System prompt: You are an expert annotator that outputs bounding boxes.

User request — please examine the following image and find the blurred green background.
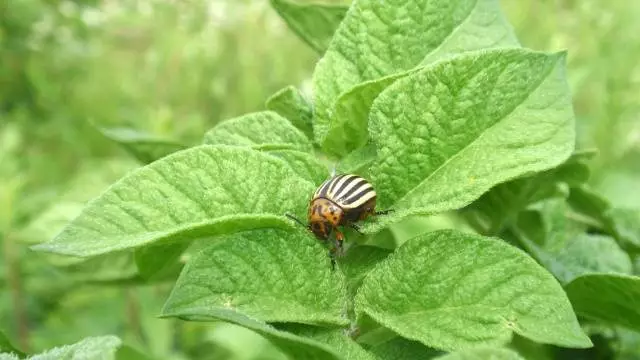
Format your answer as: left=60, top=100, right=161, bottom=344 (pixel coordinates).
left=1, top=0, right=639, bottom=359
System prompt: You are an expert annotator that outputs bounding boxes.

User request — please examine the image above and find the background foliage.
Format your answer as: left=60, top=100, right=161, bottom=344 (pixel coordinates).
left=1, top=0, right=639, bottom=359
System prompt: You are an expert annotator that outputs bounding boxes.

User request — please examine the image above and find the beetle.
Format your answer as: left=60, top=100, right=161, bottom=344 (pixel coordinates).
left=286, top=173, right=392, bottom=255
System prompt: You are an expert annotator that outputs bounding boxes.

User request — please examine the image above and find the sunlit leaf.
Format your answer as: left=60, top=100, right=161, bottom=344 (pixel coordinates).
left=162, top=229, right=347, bottom=326
left=32, top=146, right=315, bottom=257
left=356, top=230, right=592, bottom=351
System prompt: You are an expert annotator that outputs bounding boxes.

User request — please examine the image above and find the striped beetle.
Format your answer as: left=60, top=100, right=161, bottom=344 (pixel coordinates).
left=286, top=173, right=392, bottom=254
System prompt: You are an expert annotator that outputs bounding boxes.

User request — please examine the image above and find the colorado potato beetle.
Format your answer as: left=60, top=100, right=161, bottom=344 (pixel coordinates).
left=286, top=173, right=392, bottom=254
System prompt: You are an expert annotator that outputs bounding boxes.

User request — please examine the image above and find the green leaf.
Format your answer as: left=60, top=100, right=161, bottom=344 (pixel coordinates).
left=356, top=230, right=592, bottom=351
left=162, top=229, right=347, bottom=326
left=465, top=150, right=593, bottom=234
left=565, top=274, right=640, bottom=332
left=32, top=145, right=315, bottom=257
left=134, top=242, right=189, bottom=281
left=98, top=127, right=188, bottom=164
left=283, top=325, right=376, bottom=360
left=434, top=347, right=526, bottom=360
left=608, top=207, right=640, bottom=249
left=203, top=111, right=312, bottom=152
left=364, top=49, right=575, bottom=232
left=0, top=331, right=24, bottom=358
left=367, top=337, right=442, bottom=359
left=162, top=308, right=344, bottom=360
left=513, top=200, right=632, bottom=284
left=313, top=0, right=520, bottom=153
left=270, top=0, right=347, bottom=54
left=265, top=86, right=315, bottom=140
left=266, top=149, right=329, bottom=185
left=28, top=335, right=122, bottom=360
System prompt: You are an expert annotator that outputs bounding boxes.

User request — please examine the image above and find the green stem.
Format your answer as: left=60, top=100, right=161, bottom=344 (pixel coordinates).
left=2, top=232, right=29, bottom=352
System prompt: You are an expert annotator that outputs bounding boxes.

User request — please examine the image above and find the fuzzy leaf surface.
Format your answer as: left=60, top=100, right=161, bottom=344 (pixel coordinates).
left=267, top=149, right=329, bottom=185
left=356, top=230, right=591, bottom=351
left=28, top=336, right=122, bottom=360
left=265, top=85, right=314, bottom=139
left=203, top=111, right=312, bottom=152
left=162, top=229, right=347, bottom=326
left=435, top=347, right=525, bottom=360
left=32, top=146, right=315, bottom=257
left=364, top=49, right=574, bottom=232
left=565, top=274, right=640, bottom=332
left=313, top=0, right=520, bottom=152
left=98, top=127, right=188, bottom=164
left=270, top=0, right=347, bottom=54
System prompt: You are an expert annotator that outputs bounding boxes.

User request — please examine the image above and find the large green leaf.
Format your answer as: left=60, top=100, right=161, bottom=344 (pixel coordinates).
left=265, top=86, right=314, bottom=140
left=313, top=0, right=520, bottom=154
left=203, top=111, right=312, bottom=152
left=32, top=146, right=315, bottom=257
left=161, top=308, right=344, bottom=360
left=97, top=127, right=187, bottom=164
left=363, top=49, right=574, bottom=232
left=435, top=347, right=526, bottom=360
left=565, top=274, right=640, bottom=332
left=161, top=229, right=348, bottom=326
left=270, top=0, right=348, bottom=54
left=356, top=230, right=591, bottom=351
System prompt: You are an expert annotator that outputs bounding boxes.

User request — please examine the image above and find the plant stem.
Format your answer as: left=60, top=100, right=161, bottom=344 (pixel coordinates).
left=2, top=232, right=29, bottom=352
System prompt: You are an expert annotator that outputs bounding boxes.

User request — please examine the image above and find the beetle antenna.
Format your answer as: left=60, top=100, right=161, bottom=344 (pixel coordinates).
left=285, top=213, right=308, bottom=228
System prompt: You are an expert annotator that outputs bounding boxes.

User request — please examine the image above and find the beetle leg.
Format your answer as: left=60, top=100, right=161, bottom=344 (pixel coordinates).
left=375, top=209, right=394, bottom=216
left=334, top=229, right=345, bottom=256
left=350, top=223, right=364, bottom=235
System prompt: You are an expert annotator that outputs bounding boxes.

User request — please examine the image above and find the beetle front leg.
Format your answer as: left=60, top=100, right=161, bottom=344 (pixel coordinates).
left=333, top=229, right=345, bottom=256
left=375, top=209, right=394, bottom=216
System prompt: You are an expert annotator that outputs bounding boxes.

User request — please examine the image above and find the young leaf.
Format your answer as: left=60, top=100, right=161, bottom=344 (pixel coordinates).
left=28, top=336, right=122, bottom=360
left=434, top=347, right=526, bottom=360
left=265, top=86, right=314, bottom=140
left=365, top=49, right=575, bottom=232
left=267, top=149, right=329, bottom=185
left=32, top=145, right=315, bottom=257
left=513, top=201, right=632, bottom=284
left=161, top=229, right=348, bottom=326
left=313, top=0, right=520, bottom=152
left=565, top=274, right=640, bottom=332
left=162, top=308, right=345, bottom=360
left=203, top=111, right=313, bottom=152
left=98, top=127, right=188, bottom=164
left=465, top=150, right=593, bottom=234
left=356, top=230, right=592, bottom=351
left=270, top=0, right=348, bottom=54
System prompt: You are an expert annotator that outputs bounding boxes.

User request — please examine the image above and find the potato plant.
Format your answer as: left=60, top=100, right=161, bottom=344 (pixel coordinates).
left=3, top=0, right=639, bottom=359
